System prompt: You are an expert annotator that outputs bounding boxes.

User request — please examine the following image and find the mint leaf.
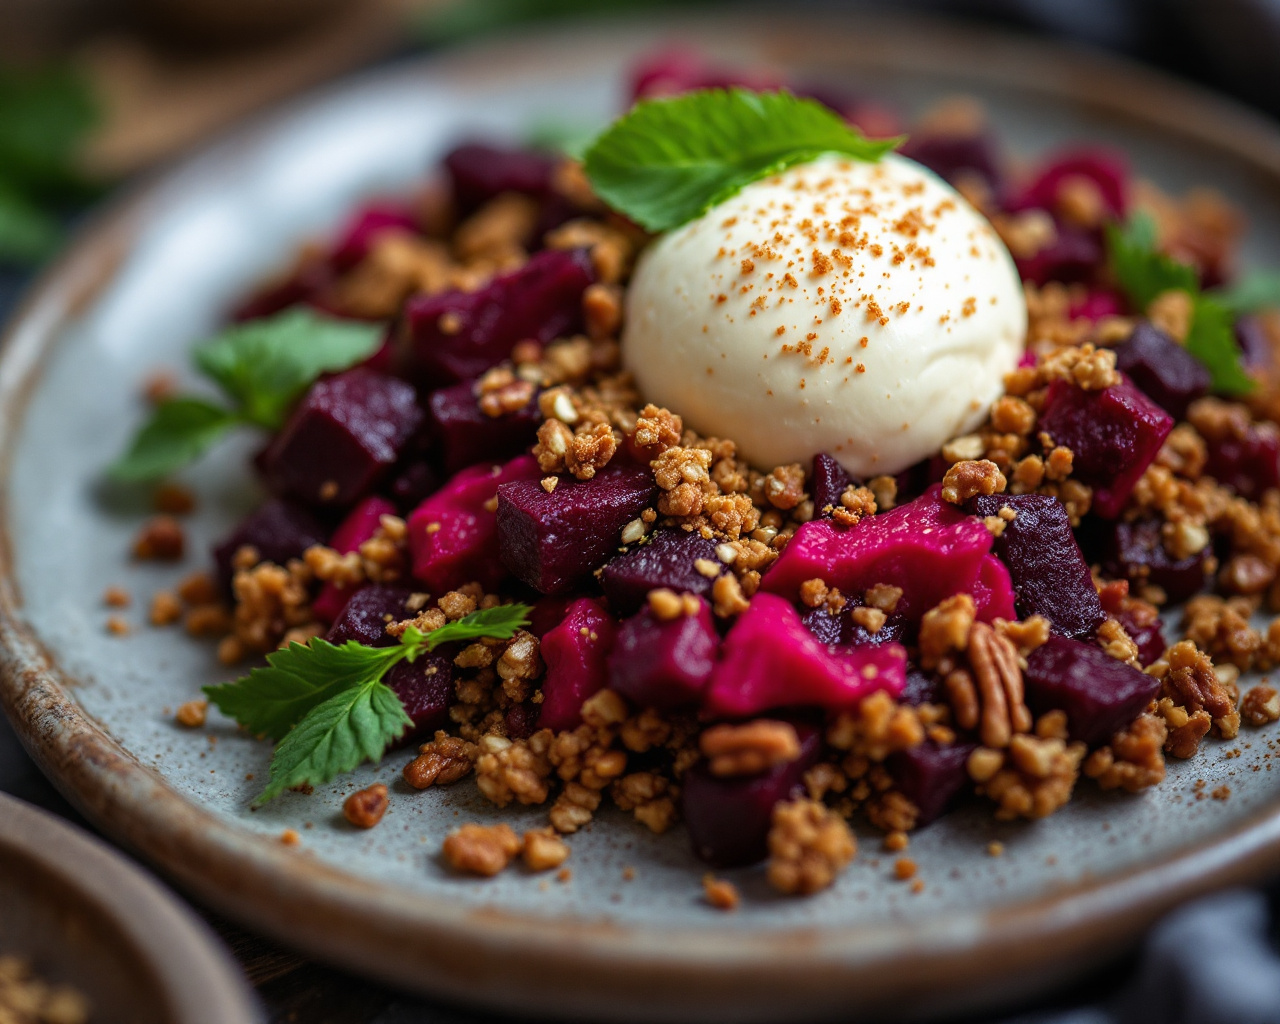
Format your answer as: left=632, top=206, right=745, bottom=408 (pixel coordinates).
left=204, top=639, right=407, bottom=742
left=1214, top=270, right=1280, bottom=314
left=1105, top=213, right=1197, bottom=311
left=0, top=184, right=59, bottom=264
left=256, top=679, right=412, bottom=804
left=1187, top=295, right=1255, bottom=396
left=425, top=603, right=532, bottom=649
left=194, top=308, right=382, bottom=430
left=0, top=64, right=98, bottom=200
left=583, top=88, right=903, bottom=233
left=108, top=397, right=238, bottom=482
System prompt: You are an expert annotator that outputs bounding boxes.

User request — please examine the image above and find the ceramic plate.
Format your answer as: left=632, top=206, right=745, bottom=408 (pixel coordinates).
left=4, top=14, right=1280, bottom=1023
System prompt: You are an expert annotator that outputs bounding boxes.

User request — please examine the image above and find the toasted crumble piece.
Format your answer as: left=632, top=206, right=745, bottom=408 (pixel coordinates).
left=919, top=594, right=976, bottom=670
left=705, top=493, right=761, bottom=538
left=175, top=699, right=207, bottom=728
left=632, top=403, right=682, bottom=454
left=1149, top=288, right=1194, bottom=342
left=442, top=822, right=522, bottom=877
left=549, top=780, right=603, bottom=834
left=583, top=282, right=623, bottom=340
left=1158, top=698, right=1213, bottom=758
left=474, top=732, right=553, bottom=807
left=766, top=797, right=856, bottom=896
left=702, top=874, right=740, bottom=911
left=176, top=571, right=219, bottom=606
left=990, top=396, right=1036, bottom=436
left=103, top=586, right=131, bottom=608
left=438, top=589, right=478, bottom=621
left=132, top=515, right=185, bottom=560
left=850, top=606, right=886, bottom=634
left=865, top=789, right=920, bottom=834
left=404, top=731, right=478, bottom=789
left=1097, top=618, right=1141, bottom=666
left=141, top=368, right=178, bottom=403
left=1241, top=685, right=1280, bottom=727
left=152, top=482, right=196, bottom=515
left=611, top=771, right=677, bottom=834
left=711, top=572, right=751, bottom=617
left=941, top=459, right=1007, bottom=505
left=522, top=828, right=571, bottom=871
left=976, top=736, right=1086, bottom=820
left=987, top=841, right=1004, bottom=857
left=1163, top=640, right=1238, bottom=737
left=763, top=463, right=806, bottom=510
left=864, top=584, right=904, bottom=614
left=884, top=830, right=909, bottom=852
left=701, top=720, right=802, bottom=776
left=343, top=783, right=389, bottom=829
left=826, top=690, right=924, bottom=761
left=1084, top=713, right=1167, bottom=792
left=148, top=590, right=182, bottom=626
left=831, top=485, right=877, bottom=528
left=995, top=615, right=1051, bottom=656
left=280, top=829, right=301, bottom=847
left=893, top=857, right=918, bottom=881
left=105, top=615, right=130, bottom=636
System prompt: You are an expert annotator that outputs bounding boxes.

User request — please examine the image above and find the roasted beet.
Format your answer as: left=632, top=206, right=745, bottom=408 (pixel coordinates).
left=682, top=723, right=821, bottom=868
left=1118, top=611, right=1167, bottom=668
left=810, top=452, right=853, bottom=516
left=598, top=527, right=724, bottom=617
left=1023, top=635, right=1160, bottom=746
left=629, top=46, right=782, bottom=101
left=388, top=461, right=441, bottom=513
left=900, top=668, right=944, bottom=706
left=212, top=498, right=327, bottom=598
left=405, top=248, right=593, bottom=386
left=329, top=203, right=420, bottom=271
left=260, top=368, right=423, bottom=507
left=971, top=554, right=1018, bottom=623
left=970, top=493, right=1105, bottom=639
left=427, top=379, right=540, bottom=475
left=1102, top=517, right=1209, bottom=605
left=538, top=598, right=617, bottom=731
left=406, top=455, right=541, bottom=592
left=505, top=702, right=538, bottom=740
left=1038, top=377, right=1173, bottom=518
left=800, top=606, right=846, bottom=645
left=1235, top=314, right=1272, bottom=371
left=886, top=741, right=976, bottom=826
left=1069, top=290, right=1124, bottom=322
left=607, top=599, right=718, bottom=710
left=704, top=593, right=906, bottom=717
left=1011, top=147, right=1128, bottom=221
left=325, top=583, right=411, bottom=647
left=443, top=143, right=558, bottom=212
left=1015, top=225, right=1104, bottom=286
left=762, top=485, right=996, bottom=620
left=496, top=461, right=658, bottom=595
left=901, top=132, right=1004, bottom=193
left=312, top=495, right=398, bottom=623
left=1203, top=422, right=1280, bottom=500
left=1113, top=321, right=1211, bottom=420
left=527, top=594, right=579, bottom=639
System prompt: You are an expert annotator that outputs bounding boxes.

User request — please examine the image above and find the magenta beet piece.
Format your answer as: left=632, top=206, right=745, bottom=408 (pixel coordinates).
left=629, top=46, right=781, bottom=102
left=1011, top=147, right=1128, bottom=220
left=389, top=461, right=441, bottom=513
left=232, top=258, right=334, bottom=321
left=971, top=554, right=1018, bottom=623
left=1204, top=423, right=1280, bottom=500
left=762, top=485, right=994, bottom=620
left=886, top=741, right=976, bottom=826
left=427, top=379, right=540, bottom=475
left=444, top=143, right=557, bottom=211
left=811, top=452, right=853, bottom=516
left=260, top=368, right=423, bottom=507
left=608, top=599, right=718, bottom=710
left=1102, top=518, right=1209, bottom=605
left=682, top=723, right=821, bottom=868
left=496, top=461, right=658, bottom=595
left=1023, top=635, right=1159, bottom=746
left=407, top=454, right=540, bottom=592
left=705, top=593, right=906, bottom=717
left=970, top=493, right=1105, bottom=639
left=537, top=597, right=617, bottom=731
left=1038, top=377, right=1173, bottom=518
left=598, top=528, right=724, bottom=617
left=329, top=203, right=419, bottom=271
left=527, top=595, right=578, bottom=639
left=406, top=248, right=593, bottom=386
left=1114, top=322, right=1211, bottom=420
left=1069, top=290, right=1124, bottom=322
left=213, top=498, right=327, bottom=598
left=312, top=496, right=398, bottom=623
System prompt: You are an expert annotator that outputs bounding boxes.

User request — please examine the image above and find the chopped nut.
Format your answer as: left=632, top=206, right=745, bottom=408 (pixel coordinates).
left=404, top=732, right=477, bottom=789
left=919, top=594, right=976, bottom=670
left=702, top=874, right=740, bottom=911
left=522, top=829, right=571, bottom=871
left=132, top=515, right=185, bottom=560
left=1241, top=685, right=1280, bottom=726
left=766, top=798, right=856, bottom=896
left=105, top=615, right=130, bottom=636
left=701, top=720, right=802, bottom=776
left=149, top=590, right=183, bottom=626
left=941, top=459, right=1006, bottom=505
left=343, top=783, right=389, bottom=828
left=864, top=584, right=903, bottom=614
left=442, top=823, right=522, bottom=876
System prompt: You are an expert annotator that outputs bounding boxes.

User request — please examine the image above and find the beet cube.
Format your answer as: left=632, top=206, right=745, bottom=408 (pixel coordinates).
left=496, top=461, right=658, bottom=595
left=427, top=379, right=540, bottom=475
left=598, top=527, right=724, bottom=617
left=406, top=455, right=541, bottom=593
left=810, top=452, right=853, bottom=516
left=1023, top=635, right=1160, bottom=746
left=1015, top=226, right=1103, bottom=287
left=800, top=606, right=846, bottom=645
left=607, top=599, right=719, bottom=710
left=443, top=143, right=558, bottom=212
left=388, top=461, right=441, bottom=513
left=1113, top=321, right=1211, bottom=420
left=900, top=668, right=944, bottom=706
left=405, top=248, right=593, bottom=386
left=886, top=741, right=976, bottom=826
left=212, top=498, right=327, bottom=598
left=1102, top=517, right=1209, bottom=605
left=972, top=554, right=1018, bottom=623
left=1011, top=147, right=1128, bottom=221
left=328, top=203, right=420, bottom=271
left=970, top=493, right=1105, bottom=639
left=260, top=368, right=423, bottom=507
left=325, top=583, right=411, bottom=647
left=682, top=723, right=821, bottom=868
left=1038, top=377, right=1173, bottom=518
left=538, top=598, right=617, bottom=731
left=1204, top=423, right=1280, bottom=500
left=312, top=495, right=398, bottom=623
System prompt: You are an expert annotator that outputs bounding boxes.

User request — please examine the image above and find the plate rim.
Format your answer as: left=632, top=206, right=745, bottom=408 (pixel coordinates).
left=3, top=12, right=1280, bottom=1022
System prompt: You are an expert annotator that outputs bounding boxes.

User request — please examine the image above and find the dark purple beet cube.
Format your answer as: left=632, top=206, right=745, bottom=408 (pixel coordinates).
left=405, top=248, right=593, bottom=386
left=1102, top=517, right=1209, bottom=604
left=505, top=702, right=538, bottom=740
left=1012, top=147, right=1128, bottom=220
left=969, top=493, right=1105, bottom=639
left=811, top=452, right=852, bottom=516
left=1117, top=609, right=1167, bottom=668
left=1015, top=226, right=1103, bottom=286
left=800, top=606, right=846, bottom=645
left=443, top=143, right=558, bottom=212
left=328, top=203, right=419, bottom=271
left=900, top=668, right=944, bottom=706
left=607, top=599, right=719, bottom=710
left=428, top=379, right=540, bottom=475
left=1038, top=377, right=1173, bottom=518
left=598, top=527, right=724, bottom=617
left=212, top=498, right=327, bottom=598
left=1113, top=321, right=1211, bottom=420
left=1205, top=423, right=1280, bottom=500
left=683, top=723, right=821, bottom=868
left=1235, top=314, right=1272, bottom=371
left=845, top=612, right=910, bottom=647
left=260, top=368, right=423, bottom=507
left=388, top=461, right=441, bottom=513
left=386, top=653, right=452, bottom=742
left=886, top=741, right=976, bottom=825
left=325, top=584, right=412, bottom=647
left=1023, top=635, right=1160, bottom=746
left=496, top=461, right=658, bottom=595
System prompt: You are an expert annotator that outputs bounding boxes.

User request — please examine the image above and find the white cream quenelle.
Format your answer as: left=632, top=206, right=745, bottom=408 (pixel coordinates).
left=623, top=152, right=1027, bottom=478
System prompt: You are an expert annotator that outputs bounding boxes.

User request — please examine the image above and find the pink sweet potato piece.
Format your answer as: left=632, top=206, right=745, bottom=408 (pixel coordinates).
left=312, top=496, right=398, bottom=623
left=538, top=598, right=618, bottom=732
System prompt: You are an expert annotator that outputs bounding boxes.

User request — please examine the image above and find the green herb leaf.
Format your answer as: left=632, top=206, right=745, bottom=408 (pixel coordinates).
left=1214, top=270, right=1280, bottom=314
left=0, top=64, right=98, bottom=200
left=1187, top=294, right=1256, bottom=396
left=1104, top=213, right=1197, bottom=312
left=0, top=183, right=60, bottom=264
left=108, top=397, right=238, bottom=482
left=204, top=639, right=407, bottom=742
left=256, top=679, right=412, bottom=804
left=424, top=603, right=532, bottom=650
left=583, top=88, right=903, bottom=233
left=194, top=308, right=382, bottom=430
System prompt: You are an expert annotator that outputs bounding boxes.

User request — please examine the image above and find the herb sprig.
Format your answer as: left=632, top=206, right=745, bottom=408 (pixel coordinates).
left=205, top=604, right=532, bottom=803
left=109, top=309, right=381, bottom=482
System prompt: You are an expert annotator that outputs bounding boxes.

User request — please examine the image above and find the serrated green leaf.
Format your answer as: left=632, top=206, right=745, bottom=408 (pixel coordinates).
left=0, top=64, right=98, bottom=201
left=204, top=639, right=406, bottom=742
left=1105, top=213, right=1198, bottom=312
left=1187, top=295, right=1256, bottom=396
left=1214, top=269, right=1280, bottom=314
left=256, top=679, right=412, bottom=804
left=583, top=88, right=903, bottom=233
left=194, top=308, right=382, bottom=430
left=0, top=184, right=60, bottom=264
left=108, top=396, right=238, bottom=482
left=425, top=603, right=532, bottom=650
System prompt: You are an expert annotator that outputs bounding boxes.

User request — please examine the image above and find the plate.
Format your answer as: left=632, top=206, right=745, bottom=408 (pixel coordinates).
left=4, top=14, right=1280, bottom=1023
left=0, top=792, right=258, bottom=1024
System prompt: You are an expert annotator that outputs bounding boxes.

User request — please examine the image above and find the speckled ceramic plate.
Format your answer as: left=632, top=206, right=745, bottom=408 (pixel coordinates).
left=4, top=14, right=1280, bottom=1023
